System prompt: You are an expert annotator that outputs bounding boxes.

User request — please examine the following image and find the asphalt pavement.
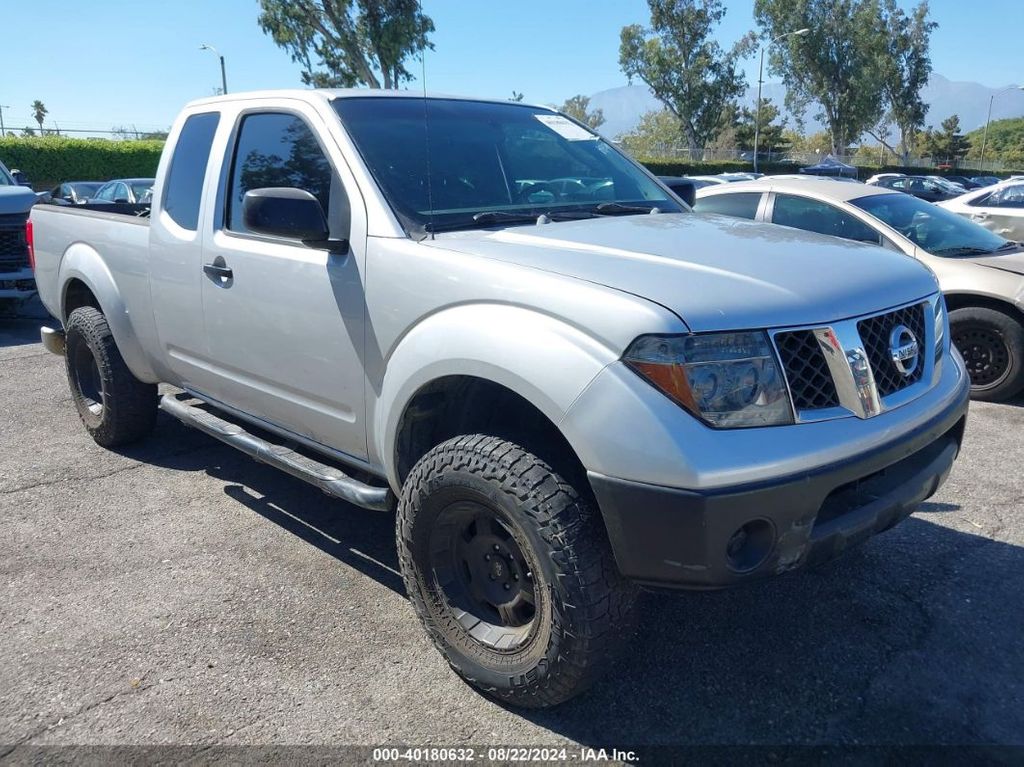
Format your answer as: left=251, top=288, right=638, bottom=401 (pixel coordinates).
left=1, top=317, right=1022, bottom=750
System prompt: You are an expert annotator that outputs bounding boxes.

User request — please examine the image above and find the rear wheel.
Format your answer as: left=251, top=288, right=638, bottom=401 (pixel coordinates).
left=397, top=435, right=637, bottom=708
left=65, top=306, right=158, bottom=447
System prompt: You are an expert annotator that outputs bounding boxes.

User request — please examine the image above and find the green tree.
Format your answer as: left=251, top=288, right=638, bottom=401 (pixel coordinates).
left=510, top=91, right=525, bottom=102
left=619, top=0, right=756, bottom=159
left=257, top=0, right=433, bottom=88
left=735, top=98, right=789, bottom=153
left=754, top=0, right=886, bottom=155
left=921, top=114, right=971, bottom=166
left=31, top=100, right=47, bottom=133
left=617, top=109, right=686, bottom=157
left=559, top=95, right=605, bottom=130
left=869, top=0, right=936, bottom=163
left=965, top=117, right=1024, bottom=166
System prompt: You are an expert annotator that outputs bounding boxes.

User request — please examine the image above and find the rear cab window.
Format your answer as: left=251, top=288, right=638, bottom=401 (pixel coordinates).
left=691, top=192, right=762, bottom=220
left=163, top=112, right=220, bottom=230
left=772, top=194, right=880, bottom=244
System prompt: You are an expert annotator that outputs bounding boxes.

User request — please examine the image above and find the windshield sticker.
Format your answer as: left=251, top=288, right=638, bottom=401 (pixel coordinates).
left=534, top=114, right=597, bottom=141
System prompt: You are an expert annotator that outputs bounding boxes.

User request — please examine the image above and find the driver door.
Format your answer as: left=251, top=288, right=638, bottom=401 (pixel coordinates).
left=198, top=106, right=369, bottom=462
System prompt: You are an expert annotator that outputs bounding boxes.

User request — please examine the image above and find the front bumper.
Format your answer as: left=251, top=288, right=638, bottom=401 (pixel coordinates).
left=589, top=378, right=969, bottom=589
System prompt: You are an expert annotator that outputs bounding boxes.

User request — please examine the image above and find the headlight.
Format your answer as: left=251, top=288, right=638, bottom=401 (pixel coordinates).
left=624, top=331, right=794, bottom=428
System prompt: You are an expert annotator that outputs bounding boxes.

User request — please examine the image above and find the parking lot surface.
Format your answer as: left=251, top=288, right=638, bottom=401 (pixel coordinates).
left=1, top=318, right=1022, bottom=748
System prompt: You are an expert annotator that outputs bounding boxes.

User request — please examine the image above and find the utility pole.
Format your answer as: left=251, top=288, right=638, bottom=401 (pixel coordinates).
left=754, top=28, right=809, bottom=173
left=980, top=85, right=1024, bottom=169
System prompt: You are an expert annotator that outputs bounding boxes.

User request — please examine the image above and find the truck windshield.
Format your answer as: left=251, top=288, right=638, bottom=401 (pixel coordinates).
left=332, top=97, right=681, bottom=235
left=851, top=192, right=1013, bottom=256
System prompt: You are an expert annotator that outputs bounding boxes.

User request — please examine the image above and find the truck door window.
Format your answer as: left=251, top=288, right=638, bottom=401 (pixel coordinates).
left=691, top=192, right=761, bottom=220
left=772, top=194, right=880, bottom=244
left=162, top=112, right=219, bottom=230
left=226, top=113, right=338, bottom=236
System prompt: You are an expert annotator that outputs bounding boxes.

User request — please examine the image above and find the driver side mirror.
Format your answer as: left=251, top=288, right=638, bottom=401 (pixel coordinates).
left=660, top=179, right=696, bottom=207
left=242, top=187, right=346, bottom=250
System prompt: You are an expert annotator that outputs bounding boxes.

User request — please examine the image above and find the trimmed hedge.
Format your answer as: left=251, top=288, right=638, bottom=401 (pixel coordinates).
left=0, top=137, right=164, bottom=190
left=3, top=136, right=1019, bottom=192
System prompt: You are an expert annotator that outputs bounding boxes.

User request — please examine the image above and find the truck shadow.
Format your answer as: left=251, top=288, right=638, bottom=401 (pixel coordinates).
left=122, top=415, right=1023, bottom=746
left=0, top=318, right=43, bottom=349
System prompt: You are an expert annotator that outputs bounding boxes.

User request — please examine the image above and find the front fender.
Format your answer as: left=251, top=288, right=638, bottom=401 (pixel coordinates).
left=374, top=303, right=622, bottom=489
left=59, top=243, right=158, bottom=382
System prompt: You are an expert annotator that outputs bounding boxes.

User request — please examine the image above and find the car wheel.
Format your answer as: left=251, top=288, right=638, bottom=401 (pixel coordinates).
left=950, top=306, right=1024, bottom=402
left=65, top=306, right=158, bottom=446
left=397, top=435, right=637, bottom=708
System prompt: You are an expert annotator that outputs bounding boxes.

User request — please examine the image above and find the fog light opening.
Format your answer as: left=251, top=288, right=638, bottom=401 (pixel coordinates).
left=726, top=519, right=775, bottom=572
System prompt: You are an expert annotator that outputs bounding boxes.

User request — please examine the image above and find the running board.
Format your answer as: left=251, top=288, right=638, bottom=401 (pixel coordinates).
left=159, top=395, right=392, bottom=512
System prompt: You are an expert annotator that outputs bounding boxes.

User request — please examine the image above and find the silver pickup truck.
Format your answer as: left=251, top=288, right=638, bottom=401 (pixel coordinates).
left=31, top=90, right=969, bottom=708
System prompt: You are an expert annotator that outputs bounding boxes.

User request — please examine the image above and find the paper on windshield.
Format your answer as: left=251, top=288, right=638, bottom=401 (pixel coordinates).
left=534, top=114, right=596, bottom=141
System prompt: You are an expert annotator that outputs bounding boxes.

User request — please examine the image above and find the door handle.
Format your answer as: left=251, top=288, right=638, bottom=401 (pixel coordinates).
left=971, top=212, right=988, bottom=220
left=203, top=262, right=233, bottom=281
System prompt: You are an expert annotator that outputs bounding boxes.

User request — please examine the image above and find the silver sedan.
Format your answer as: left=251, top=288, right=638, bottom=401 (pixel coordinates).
left=694, top=177, right=1024, bottom=401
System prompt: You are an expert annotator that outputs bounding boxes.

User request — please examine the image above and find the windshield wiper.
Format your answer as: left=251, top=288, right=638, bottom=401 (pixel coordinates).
left=420, top=209, right=598, bottom=236
left=594, top=202, right=662, bottom=216
left=933, top=246, right=998, bottom=257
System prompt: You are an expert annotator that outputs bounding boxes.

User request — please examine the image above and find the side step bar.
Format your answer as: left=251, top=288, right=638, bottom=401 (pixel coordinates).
left=159, top=395, right=392, bottom=512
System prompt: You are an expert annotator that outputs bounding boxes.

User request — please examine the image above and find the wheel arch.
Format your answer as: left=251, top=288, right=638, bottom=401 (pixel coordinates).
left=58, top=244, right=158, bottom=382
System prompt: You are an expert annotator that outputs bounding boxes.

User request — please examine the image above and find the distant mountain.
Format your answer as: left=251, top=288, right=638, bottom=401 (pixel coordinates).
left=589, top=73, right=1024, bottom=140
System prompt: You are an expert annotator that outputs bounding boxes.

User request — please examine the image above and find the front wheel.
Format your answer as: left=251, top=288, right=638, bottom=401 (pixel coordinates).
left=397, top=435, right=637, bottom=708
left=950, top=306, right=1024, bottom=402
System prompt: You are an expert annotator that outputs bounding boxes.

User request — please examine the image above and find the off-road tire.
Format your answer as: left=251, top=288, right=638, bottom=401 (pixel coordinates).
left=397, top=434, right=637, bottom=708
left=64, top=306, right=157, bottom=447
left=950, top=306, right=1024, bottom=402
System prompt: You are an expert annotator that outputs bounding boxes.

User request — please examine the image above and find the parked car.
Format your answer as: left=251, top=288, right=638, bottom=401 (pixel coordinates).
left=0, top=159, right=39, bottom=308
left=865, top=173, right=905, bottom=185
left=694, top=176, right=1024, bottom=400
left=656, top=176, right=696, bottom=206
left=90, top=178, right=155, bottom=205
left=938, top=180, right=1024, bottom=242
left=31, top=90, right=968, bottom=707
left=925, top=176, right=967, bottom=194
left=875, top=175, right=962, bottom=202
left=48, top=181, right=105, bottom=206
left=971, top=176, right=1002, bottom=188
left=943, top=175, right=983, bottom=191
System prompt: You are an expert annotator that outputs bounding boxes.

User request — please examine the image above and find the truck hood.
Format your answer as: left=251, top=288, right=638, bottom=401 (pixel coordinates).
left=428, top=213, right=938, bottom=331
left=0, top=186, right=37, bottom=217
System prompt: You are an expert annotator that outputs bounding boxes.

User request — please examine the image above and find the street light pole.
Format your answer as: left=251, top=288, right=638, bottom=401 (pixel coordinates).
left=0, top=105, right=8, bottom=136
left=200, top=44, right=228, bottom=95
left=753, top=28, right=808, bottom=174
left=980, top=85, right=1023, bottom=169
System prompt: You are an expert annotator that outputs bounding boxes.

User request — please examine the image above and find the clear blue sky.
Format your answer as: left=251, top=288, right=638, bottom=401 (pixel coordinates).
left=1, top=0, right=1019, bottom=136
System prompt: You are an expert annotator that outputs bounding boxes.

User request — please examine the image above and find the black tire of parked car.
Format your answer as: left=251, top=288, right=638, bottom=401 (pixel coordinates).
left=397, top=434, right=637, bottom=708
left=950, top=305, right=1024, bottom=402
left=64, top=306, right=158, bottom=447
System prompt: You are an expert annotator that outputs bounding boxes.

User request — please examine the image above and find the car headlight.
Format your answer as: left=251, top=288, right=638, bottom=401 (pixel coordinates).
left=934, top=295, right=947, bottom=364
left=624, top=331, right=794, bottom=428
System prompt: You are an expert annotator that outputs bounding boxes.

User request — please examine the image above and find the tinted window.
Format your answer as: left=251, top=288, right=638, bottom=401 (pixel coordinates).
left=131, top=180, right=154, bottom=201
left=691, top=192, right=761, bottom=220
left=163, top=112, right=219, bottom=230
left=227, top=112, right=332, bottom=234
left=988, top=184, right=1024, bottom=209
left=852, top=192, right=1008, bottom=256
left=332, top=97, right=679, bottom=235
left=772, top=194, right=880, bottom=243
left=93, top=183, right=115, bottom=201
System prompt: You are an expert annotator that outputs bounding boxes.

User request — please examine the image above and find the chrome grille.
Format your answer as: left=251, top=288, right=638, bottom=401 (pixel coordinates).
left=0, top=227, right=29, bottom=272
left=774, top=329, right=840, bottom=409
left=857, top=303, right=927, bottom=396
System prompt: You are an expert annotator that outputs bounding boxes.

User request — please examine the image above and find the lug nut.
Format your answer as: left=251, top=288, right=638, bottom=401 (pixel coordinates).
left=493, top=544, right=500, bottom=551
left=503, top=584, right=510, bottom=590
left=484, top=554, right=491, bottom=561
